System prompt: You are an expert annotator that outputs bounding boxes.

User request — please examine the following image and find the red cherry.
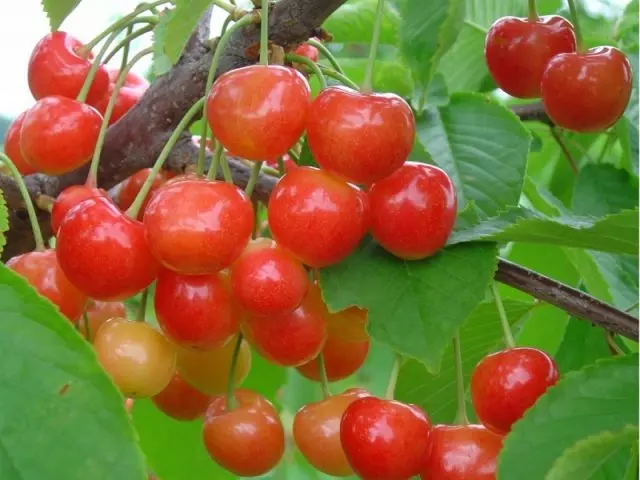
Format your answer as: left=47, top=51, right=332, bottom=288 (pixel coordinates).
left=230, top=237, right=309, bottom=317
left=420, top=424, right=503, bottom=480
left=265, top=153, right=297, bottom=173
left=203, top=389, right=285, bottom=477
left=296, top=331, right=370, bottom=382
left=143, top=178, right=254, bottom=274
left=206, top=65, right=310, bottom=161
left=294, top=41, right=320, bottom=63
left=268, top=166, right=369, bottom=268
left=368, top=162, right=457, bottom=260
left=154, top=268, right=239, bottom=350
left=340, top=397, right=432, bottom=480
left=471, top=347, right=560, bottom=434
left=78, top=300, right=127, bottom=340
left=51, top=185, right=108, bottom=234
left=541, top=46, right=633, bottom=132
left=7, top=249, right=87, bottom=322
left=28, top=31, right=110, bottom=106
left=485, top=15, right=577, bottom=98
left=117, top=168, right=166, bottom=220
left=4, top=111, right=36, bottom=175
left=56, top=196, right=159, bottom=301
left=93, top=69, right=149, bottom=125
left=306, top=86, right=415, bottom=185
left=326, top=306, right=369, bottom=342
left=20, top=96, right=102, bottom=175
left=151, top=372, right=212, bottom=421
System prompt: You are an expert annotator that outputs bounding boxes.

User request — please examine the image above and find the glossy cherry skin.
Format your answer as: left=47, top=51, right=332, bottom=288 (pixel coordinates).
left=420, top=424, right=503, bottom=480
left=206, top=65, right=310, bottom=161
left=151, top=372, right=212, bottom=421
left=28, top=31, right=110, bottom=106
left=56, top=196, right=160, bottom=301
left=485, top=15, right=577, bottom=98
left=143, top=178, right=254, bottom=274
left=541, top=47, right=633, bottom=132
left=50, top=184, right=108, bottom=234
left=268, top=167, right=369, bottom=268
left=306, top=86, right=415, bottom=185
left=368, top=162, right=457, bottom=260
left=7, top=249, right=87, bottom=322
left=78, top=300, right=127, bottom=341
left=293, top=388, right=371, bottom=477
left=231, top=238, right=309, bottom=317
left=340, top=397, right=432, bottom=480
left=20, top=96, right=102, bottom=175
left=4, top=111, right=35, bottom=175
left=471, top=347, right=560, bottom=434
left=296, top=332, right=370, bottom=382
left=93, top=69, right=149, bottom=125
left=117, top=168, right=167, bottom=220
left=294, top=41, right=320, bottom=63
left=203, top=389, right=285, bottom=476
left=155, top=268, right=239, bottom=350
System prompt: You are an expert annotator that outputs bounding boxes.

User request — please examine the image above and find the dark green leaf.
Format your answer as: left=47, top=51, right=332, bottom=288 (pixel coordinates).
left=323, top=0, right=400, bottom=45
left=572, top=165, right=638, bottom=218
left=438, top=22, right=488, bottom=93
left=554, top=318, right=612, bottom=373
left=0, top=190, right=7, bottom=256
left=41, top=0, right=81, bottom=30
left=152, top=11, right=173, bottom=77
left=298, top=137, right=318, bottom=167
left=319, top=239, right=498, bottom=373
left=498, top=354, right=639, bottom=480
left=163, top=0, right=210, bottom=64
left=0, top=263, right=146, bottom=480
left=465, top=0, right=524, bottom=28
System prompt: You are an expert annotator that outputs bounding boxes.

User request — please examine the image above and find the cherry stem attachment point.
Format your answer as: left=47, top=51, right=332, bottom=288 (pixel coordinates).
left=0, top=153, right=45, bottom=251
left=528, top=0, right=538, bottom=21
left=318, top=353, right=332, bottom=399
left=213, top=0, right=240, bottom=15
left=285, top=54, right=327, bottom=89
left=384, top=354, right=401, bottom=400
left=259, top=0, right=270, bottom=65
left=363, top=0, right=385, bottom=93
left=307, top=38, right=345, bottom=74
left=318, top=64, right=360, bottom=91
left=491, top=282, right=516, bottom=348
left=453, top=332, right=470, bottom=425
left=136, top=288, right=149, bottom=322
left=225, top=334, right=244, bottom=411
left=566, top=0, right=585, bottom=52
left=245, top=162, right=263, bottom=197
left=83, top=312, right=92, bottom=342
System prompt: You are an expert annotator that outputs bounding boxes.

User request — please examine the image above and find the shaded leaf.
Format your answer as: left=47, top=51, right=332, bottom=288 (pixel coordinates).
left=572, top=165, right=638, bottom=218
left=323, top=0, right=400, bottom=45
left=163, top=0, right=210, bottom=64
left=615, top=0, right=639, bottom=51
left=152, top=11, right=173, bottom=77
left=41, top=0, right=81, bottom=31
left=554, top=318, right=612, bottom=374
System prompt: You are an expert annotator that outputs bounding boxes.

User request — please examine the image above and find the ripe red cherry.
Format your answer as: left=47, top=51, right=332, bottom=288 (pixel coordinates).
left=266, top=153, right=297, bottom=173
left=268, top=167, right=369, bottom=268
left=78, top=300, right=127, bottom=341
left=28, top=31, right=110, bottom=106
left=93, top=69, right=149, bottom=125
left=293, top=388, right=371, bottom=477
left=541, top=46, right=633, bottom=132
left=143, top=178, right=254, bottom=274
left=231, top=237, right=309, bottom=317
left=306, top=86, right=415, bottom=185
left=154, top=268, right=239, bottom=350
left=341, top=396, right=432, bottom=480
left=326, top=306, right=369, bottom=342
left=206, top=65, right=310, bottom=161
left=117, top=168, right=166, bottom=220
left=20, top=96, right=102, bottom=175
left=203, top=389, right=285, bottom=476
left=51, top=184, right=108, bottom=234
left=420, top=424, right=503, bottom=480
left=292, top=41, right=320, bottom=72
left=4, top=111, right=35, bottom=175
left=56, top=196, right=159, bottom=301
left=368, top=162, right=457, bottom=260
left=471, top=347, right=560, bottom=434
left=7, top=249, right=87, bottom=322
left=151, top=372, right=212, bottom=421
left=485, top=15, right=577, bottom=98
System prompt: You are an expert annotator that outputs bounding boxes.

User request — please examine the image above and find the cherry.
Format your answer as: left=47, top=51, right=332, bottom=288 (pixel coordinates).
left=56, top=196, right=159, bottom=301
left=326, top=306, right=369, bottom=343
left=203, top=389, right=285, bottom=477
left=230, top=237, right=309, bottom=317
left=340, top=396, right=432, bottom=480
left=28, top=31, right=110, bottom=106
left=368, top=162, right=457, bottom=260
left=293, top=388, right=371, bottom=477
left=143, top=178, right=254, bottom=274
left=420, top=424, right=503, bottom=480
left=268, top=166, right=369, bottom=268
left=175, top=335, right=252, bottom=395
left=50, top=185, right=108, bottom=234
left=93, top=68, right=149, bottom=125
left=151, top=371, right=212, bottom=421
left=93, top=317, right=177, bottom=398
left=20, top=96, right=102, bottom=175
left=7, top=249, right=87, bottom=322
left=471, top=347, right=559, bottom=434
left=206, top=65, right=310, bottom=161
left=294, top=41, right=320, bottom=63
left=117, top=168, right=167, bottom=220
left=265, top=153, right=297, bottom=173
left=154, top=268, right=239, bottom=350
left=78, top=300, right=127, bottom=340
left=3, top=111, right=35, bottom=175
left=485, top=16, right=577, bottom=98
left=306, top=86, right=415, bottom=185
left=541, top=46, right=633, bottom=132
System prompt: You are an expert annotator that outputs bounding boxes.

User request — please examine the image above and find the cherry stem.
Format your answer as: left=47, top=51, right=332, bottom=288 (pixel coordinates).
left=259, top=0, right=270, bottom=65
left=220, top=155, right=234, bottom=184
left=604, top=331, right=625, bottom=356
left=453, top=332, right=470, bottom=425
left=362, top=0, right=385, bottom=93
left=87, top=47, right=154, bottom=187
left=76, top=28, right=123, bottom=103
left=318, top=353, right=332, bottom=399
left=625, top=301, right=639, bottom=313
left=528, top=0, right=538, bottom=21
left=566, top=0, right=585, bottom=52
left=206, top=142, right=222, bottom=180
left=197, top=14, right=259, bottom=176
left=491, top=282, right=516, bottom=348
left=136, top=288, right=149, bottom=322
left=83, top=312, right=91, bottom=342
left=220, top=16, right=234, bottom=36
left=550, top=127, right=579, bottom=176
left=225, top=334, right=244, bottom=411
left=119, top=24, right=134, bottom=72
left=285, top=54, right=327, bottom=89
left=103, top=23, right=155, bottom=65
left=384, top=354, right=401, bottom=400
left=307, top=38, right=345, bottom=75
left=213, top=0, right=240, bottom=15
left=287, top=148, right=301, bottom=164
left=126, top=96, right=206, bottom=219
left=245, top=162, right=264, bottom=197
left=0, top=153, right=45, bottom=251
left=318, top=64, right=360, bottom=91
left=277, top=156, right=286, bottom=175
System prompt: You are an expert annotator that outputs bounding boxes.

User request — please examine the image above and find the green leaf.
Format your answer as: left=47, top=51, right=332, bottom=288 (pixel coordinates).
left=298, top=137, right=318, bottom=168
left=498, top=354, right=640, bottom=480
left=323, top=0, right=400, bottom=45
left=465, top=0, right=524, bottom=29
left=615, top=0, right=639, bottom=51
left=0, top=263, right=146, bottom=480
left=546, top=426, right=639, bottom=480
left=0, top=190, right=8, bottom=256
left=319, top=238, right=498, bottom=373
left=554, top=318, right=612, bottom=373
left=399, top=0, right=465, bottom=89
left=329, top=58, right=415, bottom=98
left=163, top=0, right=210, bottom=64
left=41, top=0, right=81, bottom=30
left=572, top=165, right=638, bottom=218
left=438, top=22, right=488, bottom=93
left=617, top=51, right=639, bottom=177
left=152, top=11, right=173, bottom=77
left=417, top=93, right=530, bottom=218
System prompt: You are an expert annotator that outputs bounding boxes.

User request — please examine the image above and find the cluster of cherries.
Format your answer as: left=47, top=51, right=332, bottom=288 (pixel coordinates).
left=485, top=10, right=632, bottom=132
